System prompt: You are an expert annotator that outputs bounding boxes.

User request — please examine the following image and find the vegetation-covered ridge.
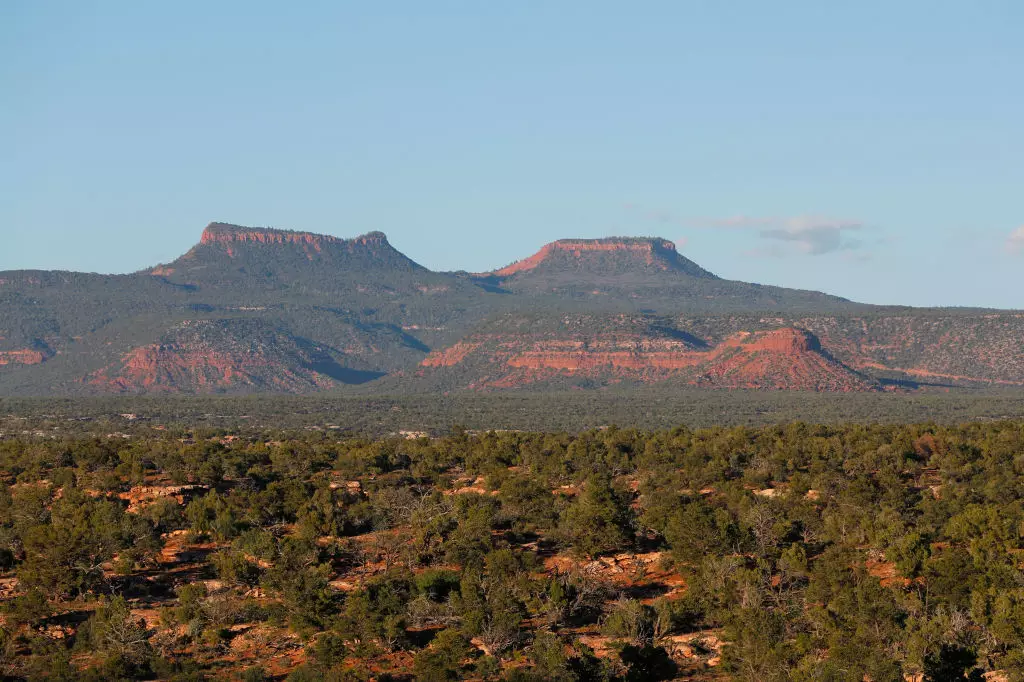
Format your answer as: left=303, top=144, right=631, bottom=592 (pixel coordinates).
left=0, top=421, right=1023, bottom=679
left=1, top=221, right=1021, bottom=396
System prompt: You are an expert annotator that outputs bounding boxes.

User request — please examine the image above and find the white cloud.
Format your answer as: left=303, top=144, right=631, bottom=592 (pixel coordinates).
left=625, top=204, right=869, bottom=256
left=760, top=221, right=863, bottom=255
left=697, top=214, right=864, bottom=255
left=1007, top=226, right=1024, bottom=254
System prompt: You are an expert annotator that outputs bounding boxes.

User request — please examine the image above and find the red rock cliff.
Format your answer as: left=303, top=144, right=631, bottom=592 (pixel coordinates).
left=0, top=349, right=47, bottom=366
left=493, top=238, right=681, bottom=277
left=723, top=328, right=821, bottom=354
left=199, top=223, right=389, bottom=251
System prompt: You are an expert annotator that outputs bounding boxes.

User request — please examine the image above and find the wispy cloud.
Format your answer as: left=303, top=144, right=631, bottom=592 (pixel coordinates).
left=760, top=221, right=863, bottom=255
left=1007, top=226, right=1024, bottom=254
left=625, top=204, right=868, bottom=257
left=702, top=215, right=862, bottom=234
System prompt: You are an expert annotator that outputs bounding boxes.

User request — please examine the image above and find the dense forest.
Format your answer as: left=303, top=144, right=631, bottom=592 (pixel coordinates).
left=0, top=420, right=1023, bottom=680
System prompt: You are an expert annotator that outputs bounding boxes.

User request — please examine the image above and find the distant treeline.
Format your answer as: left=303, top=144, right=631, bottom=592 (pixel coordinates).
left=3, top=389, right=1024, bottom=436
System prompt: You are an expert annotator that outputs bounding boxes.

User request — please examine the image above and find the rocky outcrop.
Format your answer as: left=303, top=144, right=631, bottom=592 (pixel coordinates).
left=0, top=349, right=48, bottom=366
left=89, top=343, right=336, bottom=393
left=692, top=328, right=875, bottom=392
left=147, top=223, right=420, bottom=278
left=494, top=239, right=675, bottom=275
left=196, top=223, right=390, bottom=256
left=85, top=320, right=379, bottom=394
left=421, top=326, right=877, bottom=392
left=723, top=328, right=820, bottom=353
left=507, top=350, right=706, bottom=371
left=505, top=336, right=707, bottom=372
left=421, top=342, right=481, bottom=367
left=491, top=237, right=717, bottom=279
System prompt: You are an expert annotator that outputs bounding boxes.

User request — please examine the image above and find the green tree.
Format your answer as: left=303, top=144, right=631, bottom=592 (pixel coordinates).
left=559, top=473, right=633, bottom=558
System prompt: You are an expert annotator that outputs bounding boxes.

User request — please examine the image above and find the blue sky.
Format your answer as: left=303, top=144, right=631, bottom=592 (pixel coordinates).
left=3, top=1, right=1022, bottom=308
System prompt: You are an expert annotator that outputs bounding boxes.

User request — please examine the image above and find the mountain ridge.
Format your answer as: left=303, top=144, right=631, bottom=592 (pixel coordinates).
left=0, top=221, right=1021, bottom=396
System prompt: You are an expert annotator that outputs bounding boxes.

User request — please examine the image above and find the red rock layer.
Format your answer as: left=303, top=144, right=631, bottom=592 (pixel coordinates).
left=201, top=224, right=341, bottom=250
left=719, top=328, right=820, bottom=353
left=0, top=350, right=47, bottom=366
left=507, top=351, right=706, bottom=371
left=505, top=337, right=705, bottom=371
left=198, top=224, right=388, bottom=252
left=425, top=327, right=876, bottom=392
left=89, top=344, right=335, bottom=393
left=493, top=238, right=678, bottom=277
left=693, top=330, right=873, bottom=392
left=421, top=342, right=481, bottom=367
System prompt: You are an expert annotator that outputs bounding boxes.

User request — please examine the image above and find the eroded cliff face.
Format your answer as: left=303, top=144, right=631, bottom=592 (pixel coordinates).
left=494, top=239, right=681, bottom=276
left=89, top=343, right=336, bottom=393
left=200, top=223, right=390, bottom=249
left=504, top=336, right=706, bottom=372
left=420, top=342, right=482, bottom=368
left=84, top=320, right=382, bottom=394
left=201, top=226, right=336, bottom=249
left=692, top=329, right=875, bottom=392
left=723, top=328, right=820, bottom=353
left=155, top=224, right=398, bottom=267
left=420, top=326, right=877, bottom=392
left=0, top=349, right=48, bottom=366
left=490, top=237, right=717, bottom=280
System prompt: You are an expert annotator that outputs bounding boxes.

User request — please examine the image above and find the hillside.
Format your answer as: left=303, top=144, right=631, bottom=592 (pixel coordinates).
left=474, top=237, right=855, bottom=312
left=489, top=237, right=717, bottom=278
left=0, top=222, right=1021, bottom=395
left=85, top=318, right=387, bottom=393
left=419, top=324, right=877, bottom=392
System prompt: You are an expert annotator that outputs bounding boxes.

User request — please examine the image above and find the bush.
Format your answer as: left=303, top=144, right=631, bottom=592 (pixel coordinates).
left=412, top=629, right=472, bottom=682
left=77, top=596, right=152, bottom=672
left=558, top=473, right=634, bottom=558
